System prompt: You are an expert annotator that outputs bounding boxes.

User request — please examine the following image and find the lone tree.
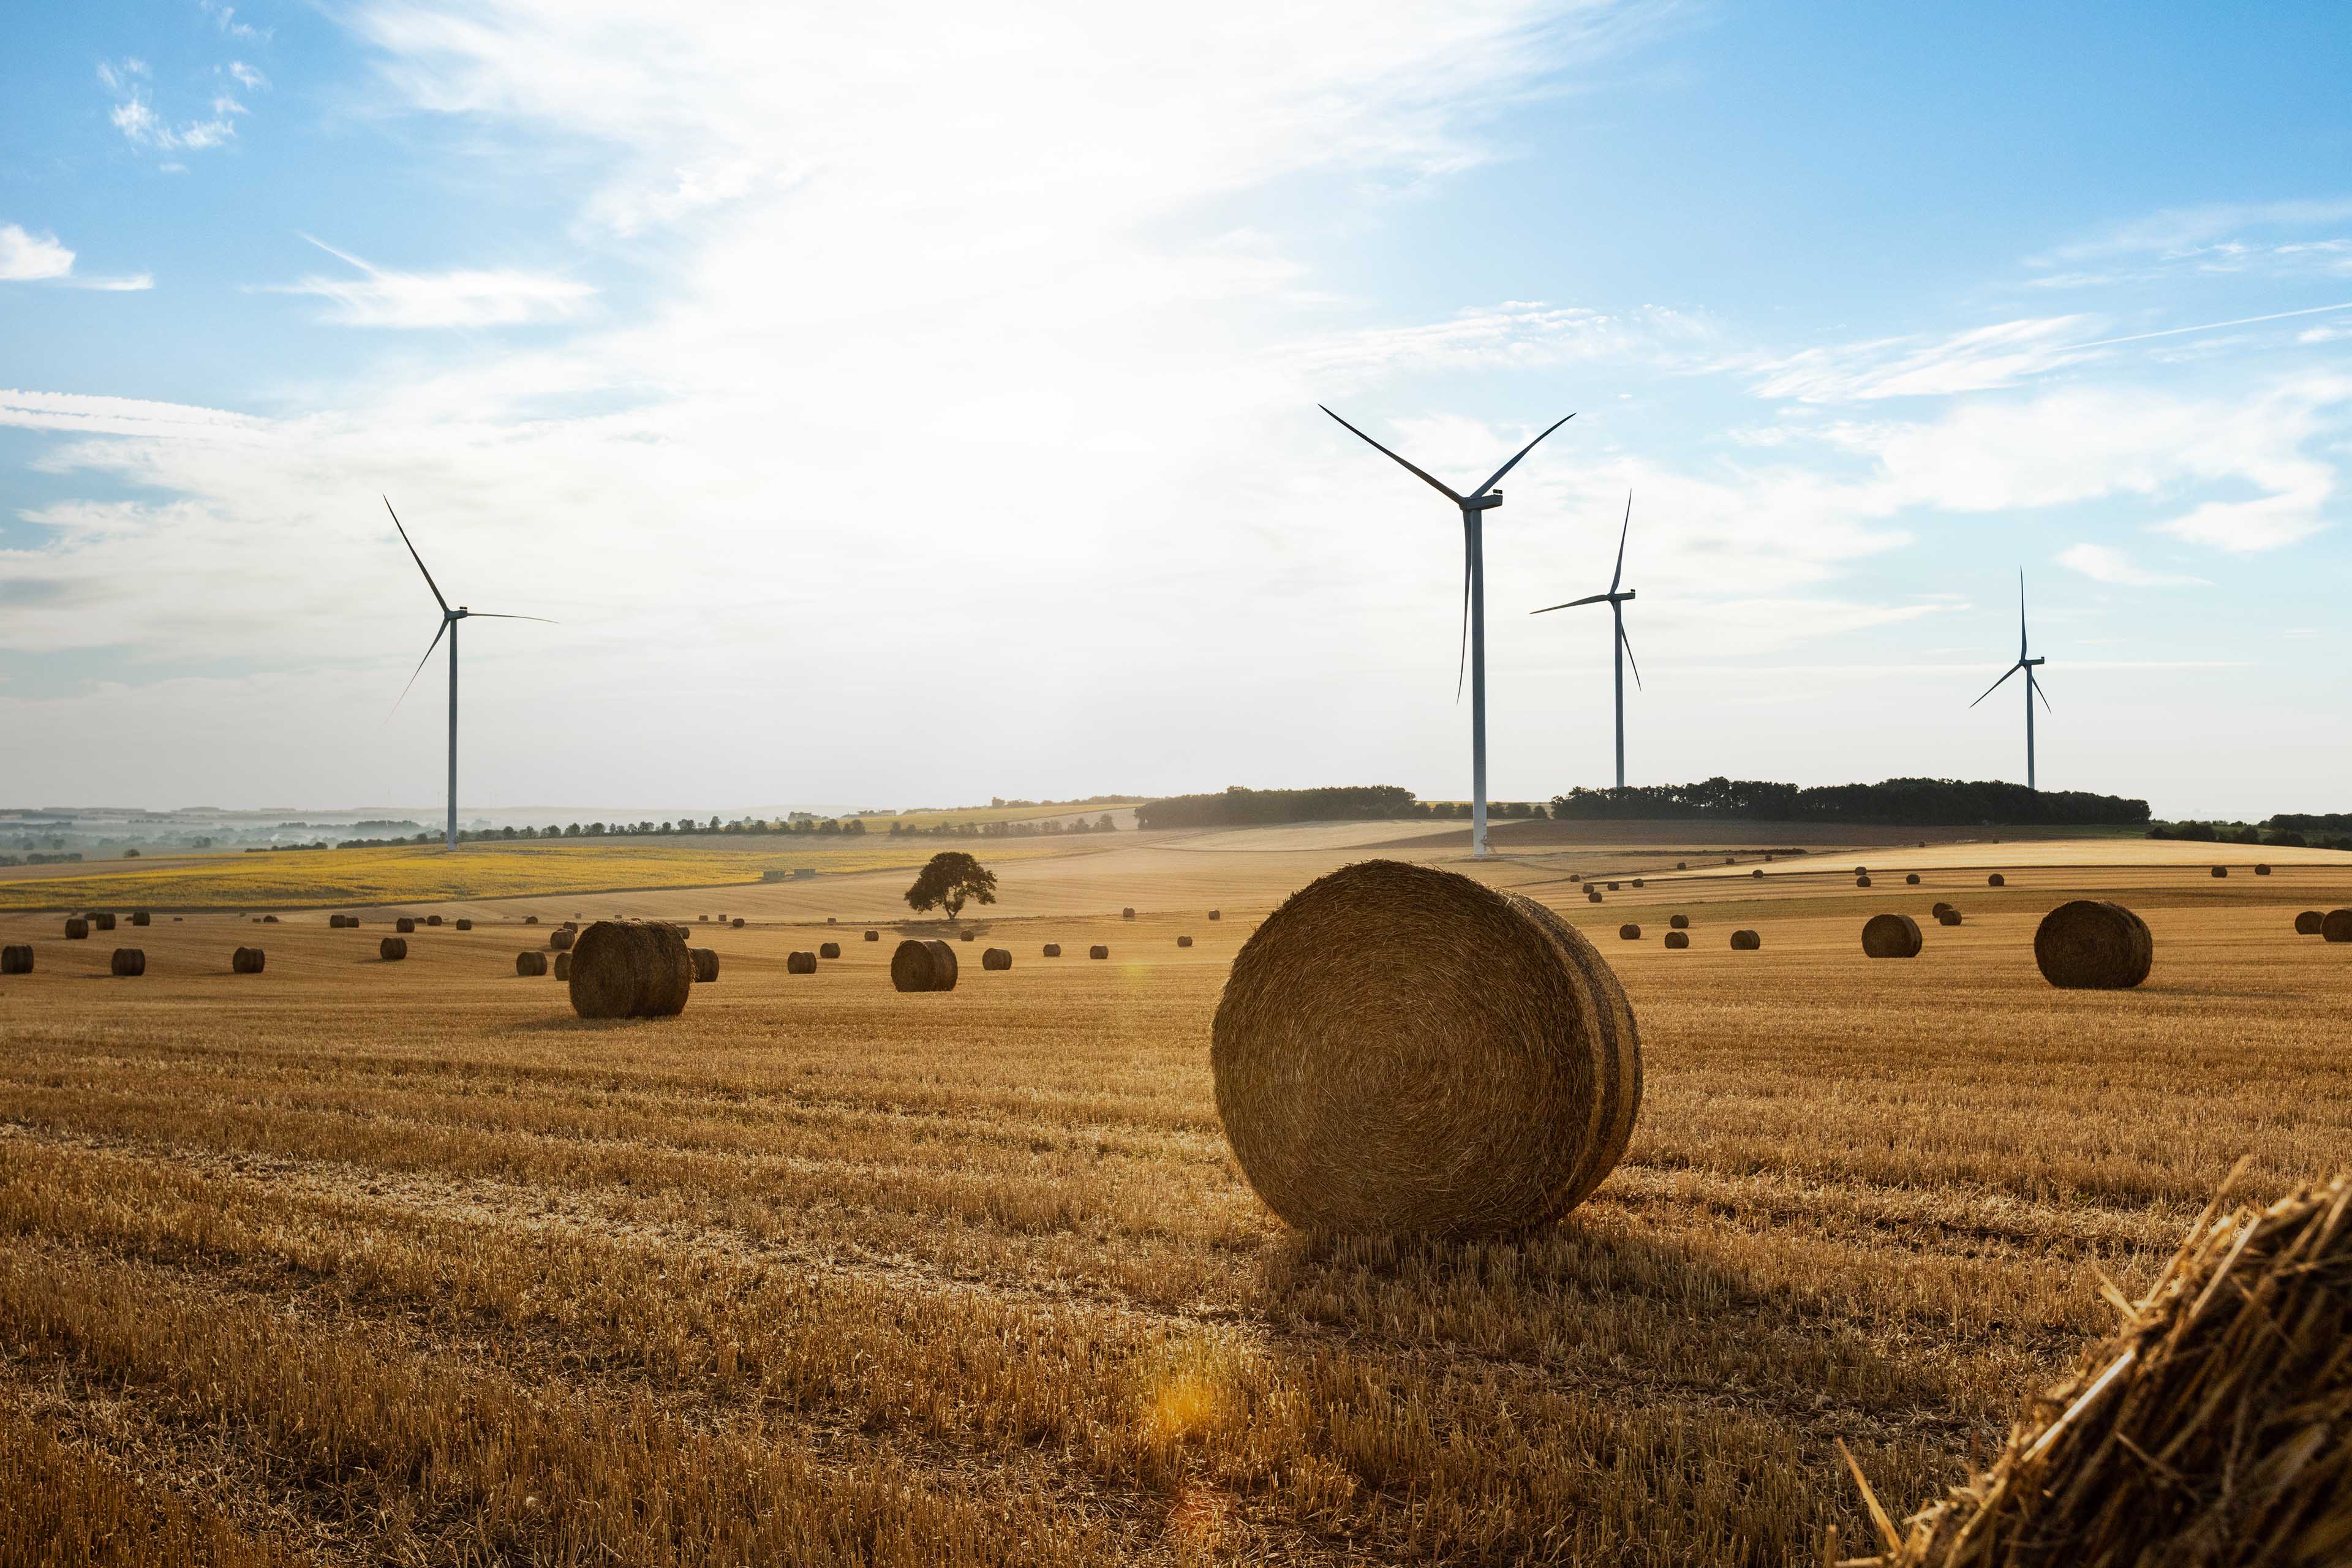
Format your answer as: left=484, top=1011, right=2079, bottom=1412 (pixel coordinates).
left=905, top=851, right=997, bottom=922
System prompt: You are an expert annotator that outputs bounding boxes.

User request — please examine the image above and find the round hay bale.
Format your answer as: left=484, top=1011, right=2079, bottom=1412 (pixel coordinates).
left=1586, top=889, right=1602, bottom=903
left=554, top=952, right=571, bottom=981
left=819, top=941, right=841, bottom=959
left=1856, top=875, right=1873, bottom=888
left=1905, top=872, right=1921, bottom=885
left=890, top=938, right=957, bottom=992
left=1177, top=935, right=1194, bottom=948
left=1208, top=910, right=1222, bottom=921
left=1988, top=873, right=2006, bottom=887
left=1931, top=900, right=1955, bottom=916
left=1122, top=907, right=1136, bottom=920
left=1668, top=914, right=1689, bottom=930
left=1042, top=943, right=1062, bottom=957
left=2255, top=863, right=2271, bottom=876
left=2, top=945, right=32, bottom=974
left=524, top=916, right=540, bottom=925
left=262, top=914, right=279, bottom=924
left=786, top=951, right=817, bottom=974
left=1937, top=909, right=1964, bottom=927
left=2212, top=865, right=2228, bottom=878
left=981, top=947, right=1012, bottom=971
left=379, top=937, right=408, bottom=961
left=1570, top=874, right=1582, bottom=884
left=1751, top=868, right=1763, bottom=879
left=454, top=919, right=472, bottom=931
left=232, top=947, right=265, bottom=974
left=1856, top=1172, right=2352, bottom=1568
left=827, top=916, right=837, bottom=924
left=568, top=921, right=693, bottom=1017
left=1607, top=881, right=1621, bottom=891
left=1209, top=859, right=1640, bottom=1237
left=1631, top=878, right=1645, bottom=889
left=2294, top=911, right=2323, bottom=935
left=1618, top=924, right=1642, bottom=940
left=2034, top=900, right=2153, bottom=989
left=690, top=948, right=719, bottom=983
left=1088, top=944, right=1110, bottom=960
left=1861, top=913, right=1923, bottom=959
left=1676, top=861, right=1687, bottom=871
left=516, top=951, right=548, bottom=977
left=549, top=927, right=575, bottom=952
left=130, top=911, right=151, bottom=927
left=426, top=914, right=443, bottom=926
left=698, top=914, right=709, bottom=922
left=64, top=918, right=89, bottom=940
left=1854, top=865, right=1868, bottom=876
left=111, top=948, right=145, bottom=976
left=1663, top=930, right=1689, bottom=949
left=731, top=918, right=744, bottom=929
left=1729, top=930, right=1760, bottom=951
left=2321, top=908, right=2352, bottom=944
left=396, top=917, right=417, bottom=934
left=93, top=913, right=117, bottom=931
left=1723, top=856, right=1735, bottom=865
left=864, top=930, right=880, bottom=941
left=959, top=930, right=974, bottom=942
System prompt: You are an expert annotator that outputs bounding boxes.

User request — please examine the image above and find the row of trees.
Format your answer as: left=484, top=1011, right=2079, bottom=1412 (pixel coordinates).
left=1548, top=777, right=2150, bottom=827
left=2149, top=819, right=2352, bottom=851
left=348, top=816, right=875, bottom=849
left=889, top=815, right=1118, bottom=838
left=1134, top=786, right=1554, bottom=829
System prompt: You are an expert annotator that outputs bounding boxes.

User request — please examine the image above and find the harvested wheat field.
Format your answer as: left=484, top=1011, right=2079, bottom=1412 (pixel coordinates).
left=1, top=829, right=2349, bottom=1566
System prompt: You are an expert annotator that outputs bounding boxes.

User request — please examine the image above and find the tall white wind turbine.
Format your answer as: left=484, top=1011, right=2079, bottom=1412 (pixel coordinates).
left=1321, top=407, right=1575, bottom=858
left=1531, top=493, right=1642, bottom=790
left=1970, top=568, right=2050, bottom=790
left=386, top=498, right=554, bottom=851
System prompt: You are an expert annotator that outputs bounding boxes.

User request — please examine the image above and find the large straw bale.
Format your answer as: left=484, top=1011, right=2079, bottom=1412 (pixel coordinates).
left=1662, top=930, right=1689, bottom=949
left=426, top=914, right=442, bottom=925
left=2034, top=901, right=2153, bottom=990
left=1209, top=859, right=1640, bottom=1237
left=1844, top=1170, right=2352, bottom=1568
left=94, top=913, right=116, bottom=931
left=820, top=941, right=840, bottom=959
left=690, top=948, right=719, bottom=982
left=2294, top=911, right=2324, bottom=935
left=110, top=948, right=145, bottom=976
left=130, top=911, right=151, bottom=927
left=1939, top=910, right=1964, bottom=927
left=396, top=917, right=417, bottom=933
left=1730, top=930, right=1760, bottom=951
left=786, top=951, right=816, bottom=974
left=232, top=947, right=265, bottom=974
left=554, top=952, right=571, bottom=981
left=455, top=919, right=472, bottom=931
left=516, top=951, right=548, bottom=977
left=1668, top=914, right=1689, bottom=930
left=379, top=937, right=407, bottom=961
left=549, top=927, right=575, bottom=952
left=2321, top=909, right=2352, bottom=944
left=890, top=938, right=957, bottom=992
left=567, top=921, right=693, bottom=1018
left=1618, top=923, right=1642, bottom=940
left=1862, top=913, right=1923, bottom=959
left=64, top=919, right=89, bottom=940
left=2, top=946, right=32, bottom=974
left=982, top=947, right=1012, bottom=971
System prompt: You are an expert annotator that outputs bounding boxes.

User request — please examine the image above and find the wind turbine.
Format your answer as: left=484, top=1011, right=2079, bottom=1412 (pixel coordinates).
left=1970, top=568, right=2049, bottom=790
left=1322, top=405, right=1575, bottom=858
left=386, top=498, right=554, bottom=851
left=1531, top=493, right=1641, bottom=790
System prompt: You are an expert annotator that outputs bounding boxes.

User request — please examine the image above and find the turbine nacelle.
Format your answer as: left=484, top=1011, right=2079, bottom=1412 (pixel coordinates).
left=1466, top=491, right=1504, bottom=511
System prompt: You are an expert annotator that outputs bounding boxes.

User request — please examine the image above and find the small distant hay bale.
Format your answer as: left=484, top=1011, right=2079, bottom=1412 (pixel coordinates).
left=1663, top=931, right=1689, bottom=950
left=1208, top=910, right=1222, bottom=921
left=1931, top=901, right=1956, bottom=916
left=262, top=914, right=279, bottom=924
left=1209, top=859, right=1640, bottom=1237
left=379, top=937, right=408, bottom=961
left=2, top=945, right=32, bottom=974
left=1905, top=873, right=1921, bottom=885
left=1856, top=875, right=1873, bottom=888
left=524, top=915, right=540, bottom=925
left=1043, top=943, right=1062, bottom=957
left=1607, top=881, right=1621, bottom=891
left=1854, top=865, right=1868, bottom=876
left=554, top=952, right=571, bottom=981
left=1676, top=861, right=1687, bottom=871
left=1723, top=856, right=1735, bottom=865
left=891, top=938, right=957, bottom=992
left=1729, top=930, right=1760, bottom=951
left=130, top=911, right=151, bottom=927
left=786, top=951, right=817, bottom=974
left=959, top=930, right=974, bottom=942
left=1843, top=1172, right=2352, bottom=1568
left=396, top=917, right=417, bottom=933
left=568, top=921, right=693, bottom=1018
left=426, top=914, right=442, bottom=926
left=1988, top=873, right=2006, bottom=886
left=1570, top=873, right=1583, bottom=884
left=1751, top=868, right=1763, bottom=879
left=2034, top=900, right=2153, bottom=989
left=516, top=951, right=548, bottom=977
left=690, top=948, right=719, bottom=982
left=2255, top=863, right=2271, bottom=876
left=2212, top=865, right=2228, bottom=878
left=864, top=929, right=880, bottom=941
left=1586, top=889, right=1603, bottom=903
left=827, top=916, right=838, bottom=924
left=1177, top=935, right=1194, bottom=948
left=454, top=919, right=473, bottom=931
left=982, top=947, right=1012, bottom=971
left=819, top=941, right=840, bottom=959
left=698, top=914, right=709, bottom=922
left=2294, top=911, right=2323, bottom=935
left=1088, top=944, right=1110, bottom=960
left=731, top=918, right=745, bottom=929
left=232, top=947, right=265, bottom=974
left=64, top=918, right=89, bottom=940
left=94, top=913, right=117, bottom=931
left=111, top=948, right=145, bottom=976
left=1122, top=907, right=1136, bottom=920
left=1861, top=913, right=1923, bottom=959
left=1668, top=914, right=1689, bottom=930
left=2321, top=908, right=2352, bottom=944
left=1937, top=910, right=1964, bottom=927
left=549, top=928, right=575, bottom=952
left=1618, top=924, right=1642, bottom=940
left=1631, top=878, right=1645, bottom=889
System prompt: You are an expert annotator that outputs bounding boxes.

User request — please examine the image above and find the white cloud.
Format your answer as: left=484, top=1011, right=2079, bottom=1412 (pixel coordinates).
left=0, top=224, right=75, bottom=282
left=2055, top=543, right=2207, bottom=587
left=200, top=1, right=273, bottom=41
left=0, top=390, right=270, bottom=442
left=229, top=61, right=269, bottom=91
left=263, top=238, right=595, bottom=327
left=1750, top=315, right=2106, bottom=402
left=99, top=55, right=243, bottom=154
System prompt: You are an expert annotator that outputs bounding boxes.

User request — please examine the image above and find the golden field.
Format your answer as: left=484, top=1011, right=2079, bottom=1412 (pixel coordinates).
left=1, top=824, right=2348, bottom=1565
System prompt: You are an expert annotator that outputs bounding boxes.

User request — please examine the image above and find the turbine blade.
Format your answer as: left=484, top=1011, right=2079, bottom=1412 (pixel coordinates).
left=393, top=619, right=449, bottom=714
left=1609, top=492, right=1631, bottom=594
left=385, top=497, right=450, bottom=614
left=1529, top=592, right=1614, bottom=614
left=1969, top=662, right=2023, bottom=708
left=464, top=612, right=559, bottom=623
left=1455, top=529, right=1471, bottom=703
left=1469, top=412, right=1575, bottom=500
left=1319, top=405, right=1463, bottom=503
left=2018, top=568, right=2029, bottom=660
left=2034, top=669, right=2052, bottom=712
left=1619, top=620, right=1642, bottom=691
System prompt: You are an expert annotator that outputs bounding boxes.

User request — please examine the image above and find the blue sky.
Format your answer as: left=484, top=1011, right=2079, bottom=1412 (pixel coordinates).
left=3, top=1, right=2348, bottom=818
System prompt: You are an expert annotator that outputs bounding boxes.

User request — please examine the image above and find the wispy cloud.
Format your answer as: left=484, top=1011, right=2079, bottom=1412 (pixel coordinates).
left=2056, top=543, right=2207, bottom=587
left=99, top=57, right=243, bottom=154
left=1749, top=315, right=2106, bottom=402
left=0, top=389, right=268, bottom=441
left=0, top=223, right=152, bottom=290
left=1298, top=300, right=1713, bottom=383
left=198, top=1, right=273, bottom=42
left=263, top=237, right=595, bottom=328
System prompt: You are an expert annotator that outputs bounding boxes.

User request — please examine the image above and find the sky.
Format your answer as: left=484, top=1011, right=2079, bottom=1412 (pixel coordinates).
left=2, top=1, right=2348, bottom=820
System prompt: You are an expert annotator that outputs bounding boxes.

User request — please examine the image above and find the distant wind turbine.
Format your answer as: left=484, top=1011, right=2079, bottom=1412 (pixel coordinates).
left=386, top=498, right=555, bottom=851
left=1970, top=568, right=2050, bottom=790
left=1531, top=493, right=1642, bottom=790
left=1322, top=405, right=1575, bottom=858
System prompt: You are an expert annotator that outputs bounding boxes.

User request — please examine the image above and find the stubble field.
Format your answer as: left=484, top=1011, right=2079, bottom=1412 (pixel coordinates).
left=2, top=830, right=2348, bottom=1566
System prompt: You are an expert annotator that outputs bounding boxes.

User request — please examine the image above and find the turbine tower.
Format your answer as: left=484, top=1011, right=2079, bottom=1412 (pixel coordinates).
left=1531, top=492, right=1642, bottom=790
left=1321, top=406, right=1575, bottom=858
left=1970, top=568, right=2049, bottom=790
left=386, top=498, right=554, bottom=851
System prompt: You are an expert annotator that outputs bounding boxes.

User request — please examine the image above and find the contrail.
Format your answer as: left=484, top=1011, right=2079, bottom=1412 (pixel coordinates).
left=2065, top=300, right=2352, bottom=352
